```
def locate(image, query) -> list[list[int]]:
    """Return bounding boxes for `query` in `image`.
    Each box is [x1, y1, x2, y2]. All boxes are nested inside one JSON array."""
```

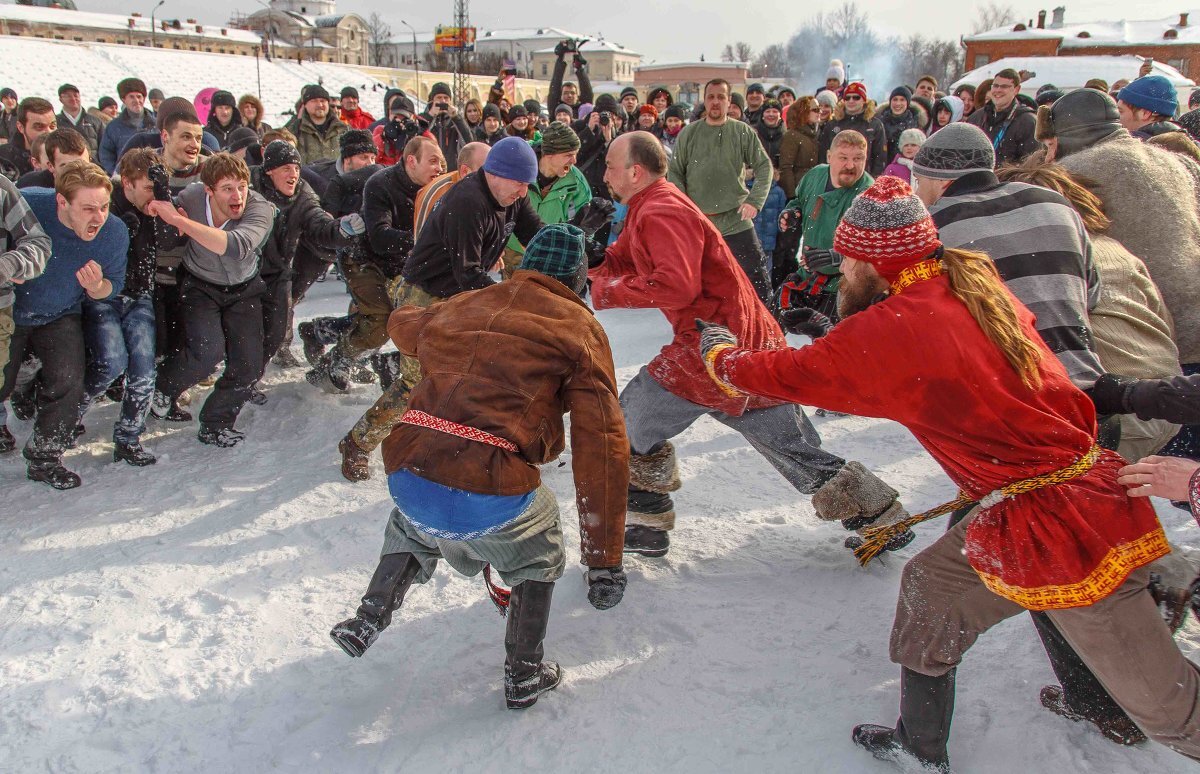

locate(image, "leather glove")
[[586, 566, 627, 610], [571, 198, 616, 237], [554, 40, 571, 57], [148, 163, 171, 202], [1086, 373, 1136, 416], [801, 247, 841, 274], [696, 319, 736, 362], [339, 213, 366, 237], [780, 307, 834, 338], [779, 209, 800, 232], [585, 237, 608, 268]]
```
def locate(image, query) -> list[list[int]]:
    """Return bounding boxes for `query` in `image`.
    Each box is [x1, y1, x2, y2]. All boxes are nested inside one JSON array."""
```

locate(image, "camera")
[[599, 111, 611, 127]]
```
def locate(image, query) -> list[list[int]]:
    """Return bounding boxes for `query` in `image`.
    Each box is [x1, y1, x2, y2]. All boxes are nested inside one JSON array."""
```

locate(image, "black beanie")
[[429, 82, 452, 99], [340, 86, 359, 100], [664, 103, 688, 121], [523, 98, 543, 116], [301, 84, 330, 103], [890, 86, 913, 102], [482, 103, 502, 121], [593, 94, 619, 114], [210, 90, 236, 109], [620, 86, 639, 100], [227, 127, 260, 154], [263, 139, 302, 172], [339, 128, 375, 159]]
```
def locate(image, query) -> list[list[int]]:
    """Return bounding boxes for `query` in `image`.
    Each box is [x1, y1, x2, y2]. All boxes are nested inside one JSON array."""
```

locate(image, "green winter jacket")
[[506, 165, 592, 255], [784, 165, 873, 273], [294, 113, 349, 165]]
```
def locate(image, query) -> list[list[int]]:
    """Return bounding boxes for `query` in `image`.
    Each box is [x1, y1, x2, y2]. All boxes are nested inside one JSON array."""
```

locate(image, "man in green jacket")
[[501, 122, 594, 278], [290, 85, 349, 165], [667, 78, 774, 305], [776, 129, 873, 324]]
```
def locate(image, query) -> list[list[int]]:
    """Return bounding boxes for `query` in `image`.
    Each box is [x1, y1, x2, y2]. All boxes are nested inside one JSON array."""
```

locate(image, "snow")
[[966, 11, 1200, 47], [0, 3, 261, 44], [1, 279, 1198, 773], [951, 55, 1196, 101]]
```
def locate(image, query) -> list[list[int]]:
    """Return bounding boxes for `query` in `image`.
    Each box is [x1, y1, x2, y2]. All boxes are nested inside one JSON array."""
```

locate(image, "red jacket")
[[589, 178, 785, 415], [711, 275, 1168, 610], [340, 107, 375, 130]]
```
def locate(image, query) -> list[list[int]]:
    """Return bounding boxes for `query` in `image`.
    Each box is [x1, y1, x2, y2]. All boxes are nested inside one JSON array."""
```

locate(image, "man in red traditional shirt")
[[699, 177, 1196, 768], [590, 132, 909, 558]]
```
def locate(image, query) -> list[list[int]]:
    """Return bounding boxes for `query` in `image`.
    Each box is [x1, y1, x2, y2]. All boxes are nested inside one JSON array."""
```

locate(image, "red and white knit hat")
[[832, 176, 942, 281]]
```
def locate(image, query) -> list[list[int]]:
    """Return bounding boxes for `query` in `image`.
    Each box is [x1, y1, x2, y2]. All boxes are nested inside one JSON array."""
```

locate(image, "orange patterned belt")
[[399, 410, 519, 452]]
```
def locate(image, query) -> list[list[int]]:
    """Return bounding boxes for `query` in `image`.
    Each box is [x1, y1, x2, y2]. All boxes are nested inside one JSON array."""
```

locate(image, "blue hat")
[[483, 136, 538, 184], [1117, 75, 1178, 117]]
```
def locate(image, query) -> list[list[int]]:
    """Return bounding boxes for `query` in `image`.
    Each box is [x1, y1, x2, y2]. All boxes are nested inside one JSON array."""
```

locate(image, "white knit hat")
[[898, 128, 926, 148], [826, 59, 845, 83]]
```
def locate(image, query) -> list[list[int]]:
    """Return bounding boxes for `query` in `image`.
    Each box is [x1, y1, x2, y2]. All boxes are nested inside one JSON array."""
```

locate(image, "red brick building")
[[964, 8, 1200, 77]]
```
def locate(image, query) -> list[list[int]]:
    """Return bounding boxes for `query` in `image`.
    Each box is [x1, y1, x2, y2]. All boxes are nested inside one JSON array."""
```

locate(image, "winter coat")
[[882, 154, 914, 184], [109, 181, 184, 299], [710, 272, 1166, 610], [572, 121, 615, 197], [205, 111, 244, 149], [238, 95, 270, 138], [928, 96, 965, 136], [57, 109, 104, 161], [320, 163, 382, 218], [784, 164, 873, 254], [294, 112, 348, 165], [339, 107, 376, 130], [358, 162, 421, 277], [878, 107, 920, 162], [589, 177, 786, 415], [817, 105, 888, 177], [1058, 130, 1200, 363], [382, 270, 629, 568], [250, 166, 349, 279], [0, 110, 16, 144], [778, 121, 819, 197], [402, 171, 542, 297], [1132, 120, 1185, 140], [99, 108, 156, 173], [966, 100, 1039, 167], [753, 181, 788, 252], [422, 111, 474, 169], [548, 55, 595, 119], [1178, 107, 1200, 142], [506, 165, 592, 256], [0, 133, 33, 182], [755, 121, 785, 169], [474, 125, 506, 146]]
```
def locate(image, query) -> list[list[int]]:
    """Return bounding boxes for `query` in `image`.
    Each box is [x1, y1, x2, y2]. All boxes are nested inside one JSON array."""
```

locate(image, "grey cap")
[[1048, 88, 1122, 159], [912, 123, 995, 180]]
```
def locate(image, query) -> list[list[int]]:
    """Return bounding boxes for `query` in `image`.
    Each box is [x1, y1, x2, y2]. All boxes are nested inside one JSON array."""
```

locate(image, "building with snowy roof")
[[529, 38, 641, 84], [964, 8, 1200, 78], [951, 55, 1196, 106], [239, 0, 369, 66]]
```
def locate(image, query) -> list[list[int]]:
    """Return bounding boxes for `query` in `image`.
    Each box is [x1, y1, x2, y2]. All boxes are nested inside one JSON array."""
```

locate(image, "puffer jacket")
[[250, 166, 349, 278], [505, 165, 592, 256]]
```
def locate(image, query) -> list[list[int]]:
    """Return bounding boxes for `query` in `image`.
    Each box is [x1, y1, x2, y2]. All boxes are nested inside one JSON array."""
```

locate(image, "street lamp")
[[400, 20, 420, 101], [150, 0, 165, 49]]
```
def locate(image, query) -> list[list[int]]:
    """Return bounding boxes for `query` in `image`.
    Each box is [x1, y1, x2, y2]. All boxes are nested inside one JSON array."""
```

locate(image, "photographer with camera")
[[374, 94, 427, 167], [573, 94, 625, 201], [548, 39, 594, 120], [420, 82, 473, 170]]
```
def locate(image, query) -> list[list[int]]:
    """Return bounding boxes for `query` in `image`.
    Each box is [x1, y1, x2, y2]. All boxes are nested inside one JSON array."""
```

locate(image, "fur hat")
[[155, 96, 200, 131], [1084, 78, 1109, 93], [117, 78, 147, 100], [210, 90, 236, 110], [263, 139, 302, 172], [833, 176, 942, 282], [340, 128, 375, 159]]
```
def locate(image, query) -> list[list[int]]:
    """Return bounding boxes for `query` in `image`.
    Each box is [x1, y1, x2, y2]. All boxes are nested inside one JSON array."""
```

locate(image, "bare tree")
[[366, 12, 392, 67], [972, 2, 1017, 33], [752, 44, 790, 78], [721, 41, 754, 63]]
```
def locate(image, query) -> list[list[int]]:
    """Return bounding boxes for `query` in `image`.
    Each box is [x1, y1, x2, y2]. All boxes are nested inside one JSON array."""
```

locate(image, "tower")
[[452, 0, 470, 104]]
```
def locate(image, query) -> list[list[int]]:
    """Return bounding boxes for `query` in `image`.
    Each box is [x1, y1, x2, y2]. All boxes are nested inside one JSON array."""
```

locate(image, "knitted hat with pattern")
[[912, 122, 995, 180], [519, 223, 587, 291], [833, 176, 942, 281]]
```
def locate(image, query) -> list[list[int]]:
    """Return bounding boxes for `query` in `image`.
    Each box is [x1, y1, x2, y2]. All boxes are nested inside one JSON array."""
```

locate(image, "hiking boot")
[[0, 426, 14, 453], [330, 553, 422, 657], [306, 357, 350, 394], [198, 426, 245, 448], [1039, 685, 1147, 746], [338, 432, 371, 482], [297, 321, 326, 366], [27, 459, 82, 490], [623, 525, 670, 557], [114, 441, 157, 467], [272, 347, 305, 369], [151, 391, 192, 422]]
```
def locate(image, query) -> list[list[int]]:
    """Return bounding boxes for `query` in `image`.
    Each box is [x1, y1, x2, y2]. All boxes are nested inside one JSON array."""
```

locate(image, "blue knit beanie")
[[483, 136, 538, 184], [1117, 75, 1178, 117]]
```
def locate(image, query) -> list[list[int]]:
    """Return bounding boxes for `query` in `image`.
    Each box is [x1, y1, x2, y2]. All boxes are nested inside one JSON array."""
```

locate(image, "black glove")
[[148, 163, 171, 202], [1086, 373, 1136, 416], [779, 209, 800, 232], [586, 566, 627, 610], [1149, 572, 1194, 632], [696, 319, 736, 362], [554, 40, 572, 57], [780, 307, 834, 338], [801, 247, 841, 274], [573, 53, 588, 70], [585, 237, 607, 268], [571, 198, 616, 237]]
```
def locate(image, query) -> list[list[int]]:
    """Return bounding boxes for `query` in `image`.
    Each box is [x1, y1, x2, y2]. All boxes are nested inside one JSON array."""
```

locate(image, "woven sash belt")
[[399, 409, 519, 453]]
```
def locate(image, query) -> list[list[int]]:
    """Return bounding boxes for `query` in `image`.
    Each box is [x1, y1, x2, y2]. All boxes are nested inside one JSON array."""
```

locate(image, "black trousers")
[[156, 273, 265, 430], [260, 272, 292, 373], [291, 247, 332, 304], [0, 314, 85, 461], [154, 282, 186, 360], [771, 227, 802, 290], [722, 228, 773, 307]]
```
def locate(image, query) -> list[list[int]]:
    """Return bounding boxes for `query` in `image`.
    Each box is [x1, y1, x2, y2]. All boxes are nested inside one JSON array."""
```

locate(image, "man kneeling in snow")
[[330, 224, 629, 710]]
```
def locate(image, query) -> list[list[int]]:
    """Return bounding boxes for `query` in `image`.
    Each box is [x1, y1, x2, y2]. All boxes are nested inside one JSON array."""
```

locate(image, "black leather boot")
[[852, 667, 954, 772], [623, 489, 673, 557], [330, 552, 422, 658], [504, 579, 561, 709]]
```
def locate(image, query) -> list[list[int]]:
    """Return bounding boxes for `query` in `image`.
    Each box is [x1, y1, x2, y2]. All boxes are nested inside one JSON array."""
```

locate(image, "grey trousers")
[[620, 367, 845, 496], [891, 509, 1200, 761], [381, 485, 566, 587], [1116, 414, 1180, 462]]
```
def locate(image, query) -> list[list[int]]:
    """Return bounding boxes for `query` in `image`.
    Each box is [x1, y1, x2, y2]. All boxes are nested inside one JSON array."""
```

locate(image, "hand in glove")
[[554, 40, 572, 57], [1086, 373, 1136, 416], [571, 198, 616, 237], [585, 237, 608, 268], [778, 209, 800, 233], [586, 566, 627, 610], [573, 53, 588, 70], [801, 247, 841, 274], [779, 307, 834, 338], [339, 213, 366, 237], [148, 163, 171, 202], [696, 319, 737, 362]]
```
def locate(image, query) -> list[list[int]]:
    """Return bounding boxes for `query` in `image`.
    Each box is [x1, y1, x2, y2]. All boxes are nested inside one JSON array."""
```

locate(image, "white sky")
[[77, 1, 1200, 63]]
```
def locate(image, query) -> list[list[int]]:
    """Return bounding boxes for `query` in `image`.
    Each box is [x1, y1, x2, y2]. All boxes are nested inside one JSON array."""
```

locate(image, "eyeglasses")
[[844, 95, 863, 102]]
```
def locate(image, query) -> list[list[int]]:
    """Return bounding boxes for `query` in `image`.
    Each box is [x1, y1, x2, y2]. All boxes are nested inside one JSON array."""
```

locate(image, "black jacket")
[[251, 166, 349, 278], [878, 107, 920, 161], [755, 121, 784, 169], [966, 100, 1039, 166], [0, 133, 33, 182], [110, 183, 183, 299], [16, 169, 53, 190], [421, 111, 473, 170], [360, 163, 422, 277], [572, 121, 619, 197], [1133, 120, 1185, 140], [206, 113, 244, 149], [548, 53, 594, 119], [58, 109, 105, 160], [322, 163, 381, 218], [1126, 374, 1200, 425], [817, 112, 889, 177], [402, 171, 541, 297], [474, 126, 506, 146]]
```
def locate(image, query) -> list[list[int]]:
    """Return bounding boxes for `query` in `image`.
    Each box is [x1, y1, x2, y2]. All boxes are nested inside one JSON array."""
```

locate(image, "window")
[[973, 53, 990, 68], [542, 62, 548, 76], [517, 50, 522, 61]]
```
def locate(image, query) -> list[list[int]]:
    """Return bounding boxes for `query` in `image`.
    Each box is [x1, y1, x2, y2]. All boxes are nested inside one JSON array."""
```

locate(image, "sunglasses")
[[844, 95, 864, 102]]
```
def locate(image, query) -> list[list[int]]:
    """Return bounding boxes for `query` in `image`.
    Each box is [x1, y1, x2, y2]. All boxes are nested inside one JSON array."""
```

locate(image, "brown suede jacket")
[[382, 270, 629, 568]]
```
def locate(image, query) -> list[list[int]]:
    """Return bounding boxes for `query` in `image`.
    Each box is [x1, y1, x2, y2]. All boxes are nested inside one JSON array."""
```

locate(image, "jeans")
[[80, 295, 156, 445]]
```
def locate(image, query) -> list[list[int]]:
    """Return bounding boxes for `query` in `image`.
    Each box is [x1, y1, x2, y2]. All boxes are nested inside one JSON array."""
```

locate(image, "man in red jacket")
[[700, 177, 1195, 769], [590, 132, 909, 557]]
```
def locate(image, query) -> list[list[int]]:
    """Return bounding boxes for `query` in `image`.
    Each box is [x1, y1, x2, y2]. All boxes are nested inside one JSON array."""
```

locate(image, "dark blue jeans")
[[80, 295, 156, 445]]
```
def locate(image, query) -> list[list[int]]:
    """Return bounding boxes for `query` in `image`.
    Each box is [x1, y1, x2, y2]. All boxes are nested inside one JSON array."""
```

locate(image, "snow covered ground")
[[1, 279, 1197, 773]]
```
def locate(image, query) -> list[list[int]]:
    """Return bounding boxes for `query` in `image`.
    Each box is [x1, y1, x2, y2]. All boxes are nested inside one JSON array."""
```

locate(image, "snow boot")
[[0, 425, 14, 453], [852, 667, 954, 772], [114, 441, 157, 467], [306, 355, 351, 394], [26, 458, 82, 490], [504, 579, 561, 709], [10, 382, 36, 421], [330, 552, 422, 658], [297, 321, 326, 366], [338, 432, 371, 482], [370, 352, 403, 392], [624, 523, 670, 557], [66, 423, 85, 449], [625, 442, 681, 555], [198, 426, 245, 448], [150, 391, 192, 422], [350, 359, 378, 385]]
